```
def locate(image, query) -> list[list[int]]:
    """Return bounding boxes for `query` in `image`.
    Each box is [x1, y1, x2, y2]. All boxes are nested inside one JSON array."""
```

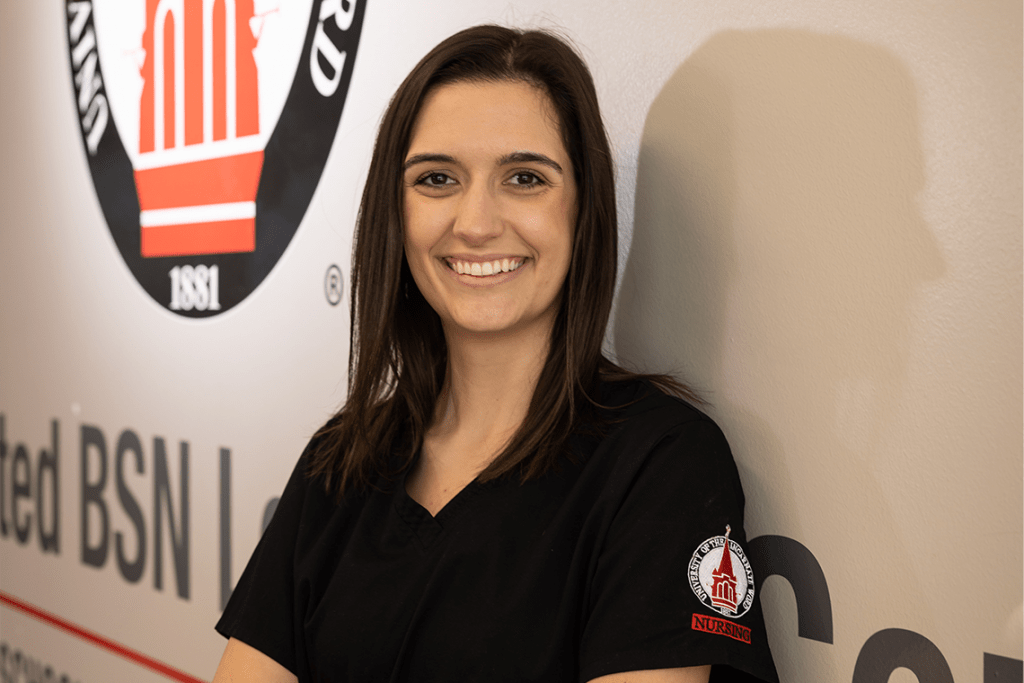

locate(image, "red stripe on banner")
[[141, 218, 255, 257], [134, 151, 264, 211], [0, 590, 208, 683]]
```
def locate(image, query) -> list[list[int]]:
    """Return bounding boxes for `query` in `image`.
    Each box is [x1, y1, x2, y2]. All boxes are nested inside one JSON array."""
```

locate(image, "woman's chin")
[[441, 312, 535, 339], [437, 299, 558, 341], [445, 319, 521, 338]]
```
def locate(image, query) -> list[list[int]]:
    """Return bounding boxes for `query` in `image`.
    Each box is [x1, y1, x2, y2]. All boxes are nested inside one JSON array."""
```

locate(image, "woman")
[[214, 25, 778, 683]]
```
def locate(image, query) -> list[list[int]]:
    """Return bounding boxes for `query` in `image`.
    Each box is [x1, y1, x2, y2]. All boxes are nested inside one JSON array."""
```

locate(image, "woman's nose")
[[451, 182, 503, 245]]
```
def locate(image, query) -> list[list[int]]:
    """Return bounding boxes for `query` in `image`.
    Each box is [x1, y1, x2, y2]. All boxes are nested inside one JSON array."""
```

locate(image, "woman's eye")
[[417, 172, 454, 187], [509, 172, 543, 187]]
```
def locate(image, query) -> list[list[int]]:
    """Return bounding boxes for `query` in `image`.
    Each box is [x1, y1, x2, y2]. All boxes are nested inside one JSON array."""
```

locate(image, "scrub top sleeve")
[[579, 417, 779, 683], [215, 451, 311, 676]]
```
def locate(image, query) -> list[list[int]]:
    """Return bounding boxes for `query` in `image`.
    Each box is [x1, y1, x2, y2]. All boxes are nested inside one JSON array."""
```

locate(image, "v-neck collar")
[[391, 466, 490, 549]]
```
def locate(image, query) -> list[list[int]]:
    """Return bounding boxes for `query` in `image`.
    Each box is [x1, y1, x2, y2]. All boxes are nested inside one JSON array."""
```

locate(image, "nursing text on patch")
[[691, 613, 752, 644]]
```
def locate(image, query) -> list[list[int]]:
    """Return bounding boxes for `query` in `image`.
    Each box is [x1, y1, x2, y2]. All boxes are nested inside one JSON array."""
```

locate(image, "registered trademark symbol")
[[325, 264, 343, 306]]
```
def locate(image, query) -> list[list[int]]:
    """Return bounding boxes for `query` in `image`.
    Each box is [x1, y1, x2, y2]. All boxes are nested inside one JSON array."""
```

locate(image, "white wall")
[[0, 0, 1019, 681]]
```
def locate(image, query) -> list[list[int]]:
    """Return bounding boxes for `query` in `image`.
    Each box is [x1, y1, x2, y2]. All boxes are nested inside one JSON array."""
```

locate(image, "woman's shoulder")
[[582, 376, 736, 487], [596, 376, 713, 432]]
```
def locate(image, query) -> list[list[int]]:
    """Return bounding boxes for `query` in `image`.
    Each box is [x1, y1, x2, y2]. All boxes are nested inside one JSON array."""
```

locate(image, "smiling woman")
[[212, 25, 779, 683]]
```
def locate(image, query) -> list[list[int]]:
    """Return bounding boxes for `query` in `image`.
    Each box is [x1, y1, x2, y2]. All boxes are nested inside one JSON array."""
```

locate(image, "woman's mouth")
[[445, 257, 525, 277]]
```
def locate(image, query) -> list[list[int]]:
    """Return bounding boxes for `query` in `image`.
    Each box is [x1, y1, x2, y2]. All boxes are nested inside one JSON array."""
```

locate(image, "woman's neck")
[[405, 319, 552, 515], [433, 322, 549, 450]]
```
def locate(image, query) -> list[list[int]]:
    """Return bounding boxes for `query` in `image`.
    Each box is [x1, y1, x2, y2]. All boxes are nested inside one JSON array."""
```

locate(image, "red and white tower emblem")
[[136, 0, 263, 257], [709, 525, 739, 611], [69, 0, 364, 315], [688, 525, 756, 618]]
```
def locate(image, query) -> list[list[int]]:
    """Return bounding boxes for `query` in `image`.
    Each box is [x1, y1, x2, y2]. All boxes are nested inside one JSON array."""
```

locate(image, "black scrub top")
[[216, 380, 779, 682]]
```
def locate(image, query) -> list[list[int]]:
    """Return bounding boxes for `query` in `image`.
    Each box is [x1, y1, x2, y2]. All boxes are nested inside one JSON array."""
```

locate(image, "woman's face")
[[402, 80, 576, 342]]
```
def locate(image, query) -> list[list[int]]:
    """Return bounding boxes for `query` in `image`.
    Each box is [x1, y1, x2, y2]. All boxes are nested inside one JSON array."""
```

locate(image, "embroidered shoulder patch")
[[688, 525, 755, 618]]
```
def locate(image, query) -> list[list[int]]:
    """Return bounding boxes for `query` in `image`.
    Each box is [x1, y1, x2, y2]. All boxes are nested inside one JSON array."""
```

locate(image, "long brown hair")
[[310, 25, 695, 494]]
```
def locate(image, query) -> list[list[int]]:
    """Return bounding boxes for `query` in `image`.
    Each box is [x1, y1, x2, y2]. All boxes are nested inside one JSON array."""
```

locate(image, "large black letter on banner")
[[746, 535, 833, 643], [37, 420, 60, 554], [852, 629, 954, 683], [0, 414, 8, 538], [220, 447, 231, 611], [985, 653, 1023, 683], [115, 430, 146, 583], [80, 425, 109, 567], [153, 437, 189, 599], [11, 445, 31, 545]]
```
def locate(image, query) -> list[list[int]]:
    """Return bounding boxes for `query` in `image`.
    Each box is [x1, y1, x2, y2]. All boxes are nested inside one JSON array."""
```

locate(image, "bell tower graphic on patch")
[[709, 525, 739, 612], [688, 524, 756, 618], [137, 0, 262, 258]]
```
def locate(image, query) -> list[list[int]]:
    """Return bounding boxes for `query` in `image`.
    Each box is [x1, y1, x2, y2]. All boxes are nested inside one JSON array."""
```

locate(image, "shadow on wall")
[[614, 29, 945, 680]]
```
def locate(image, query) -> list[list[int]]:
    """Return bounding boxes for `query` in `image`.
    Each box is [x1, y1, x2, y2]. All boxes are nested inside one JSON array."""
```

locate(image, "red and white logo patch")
[[688, 525, 755, 619]]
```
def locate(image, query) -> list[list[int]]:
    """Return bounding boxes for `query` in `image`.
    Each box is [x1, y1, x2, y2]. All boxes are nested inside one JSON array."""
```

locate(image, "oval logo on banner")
[[64, 0, 364, 317]]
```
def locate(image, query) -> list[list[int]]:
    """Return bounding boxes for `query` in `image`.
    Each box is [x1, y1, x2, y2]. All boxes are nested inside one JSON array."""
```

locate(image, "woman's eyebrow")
[[403, 151, 564, 174], [499, 151, 563, 174], [403, 153, 457, 170]]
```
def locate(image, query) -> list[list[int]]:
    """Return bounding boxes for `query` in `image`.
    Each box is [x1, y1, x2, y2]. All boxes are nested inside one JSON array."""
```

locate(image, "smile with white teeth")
[[447, 258, 525, 277]]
